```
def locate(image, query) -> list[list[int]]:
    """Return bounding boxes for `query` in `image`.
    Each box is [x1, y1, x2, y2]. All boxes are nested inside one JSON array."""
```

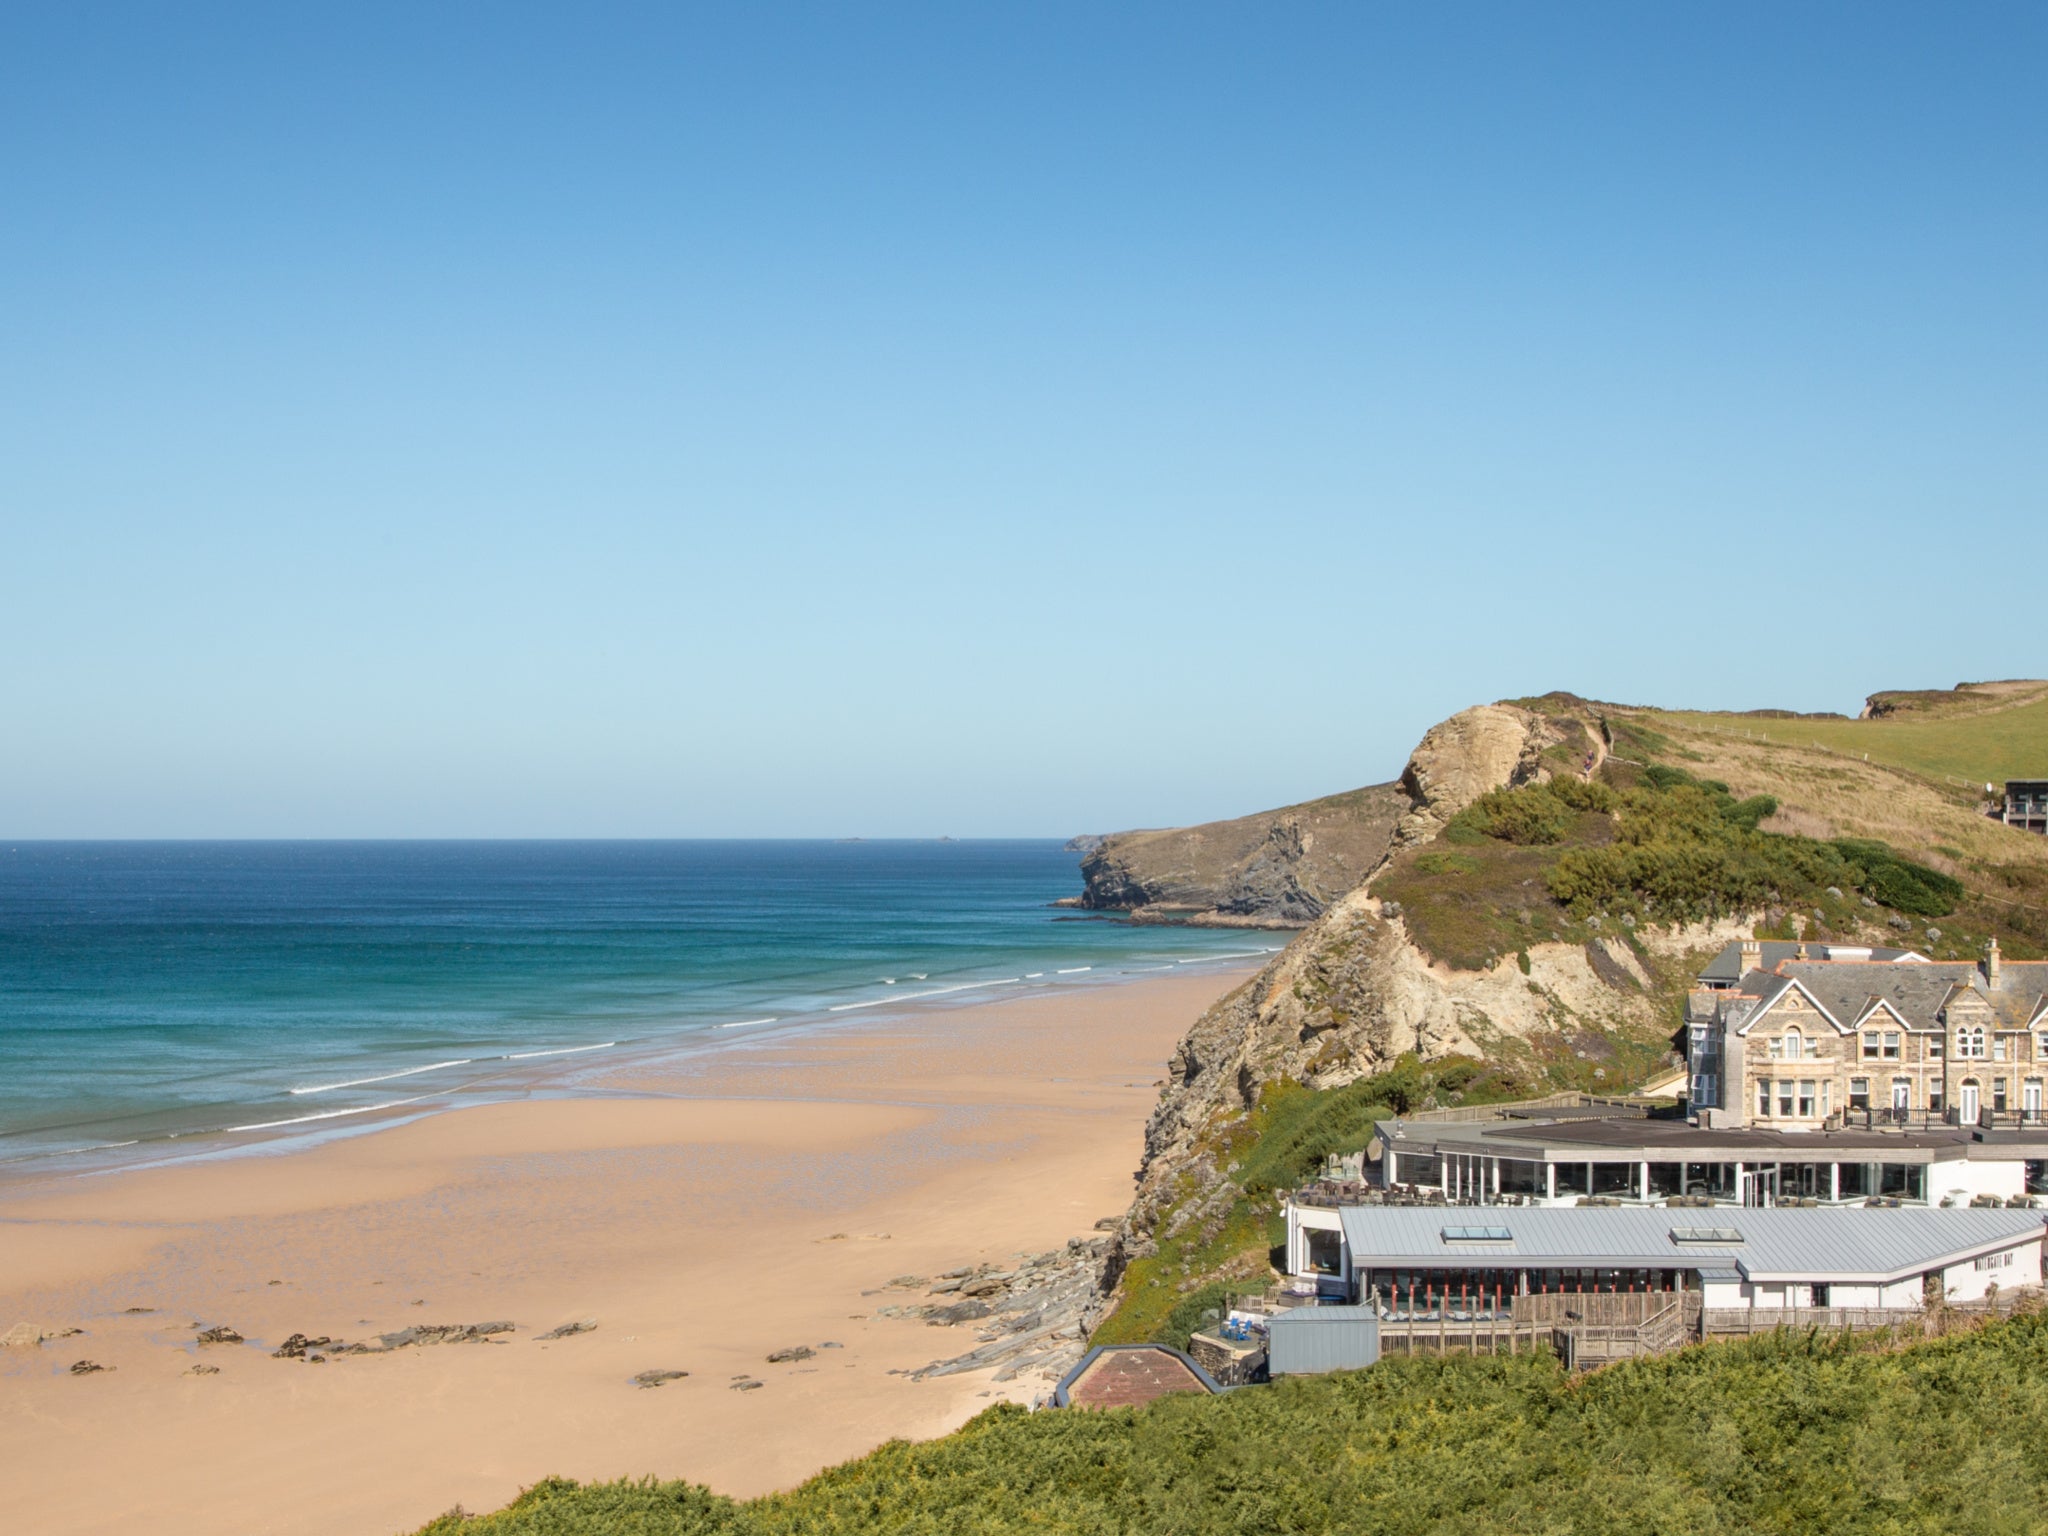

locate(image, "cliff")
[[1090, 683, 2048, 1338], [1070, 703, 1576, 926]]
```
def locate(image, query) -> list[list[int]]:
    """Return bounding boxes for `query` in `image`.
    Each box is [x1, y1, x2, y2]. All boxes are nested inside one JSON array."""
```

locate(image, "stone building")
[[1688, 939, 2048, 1130]]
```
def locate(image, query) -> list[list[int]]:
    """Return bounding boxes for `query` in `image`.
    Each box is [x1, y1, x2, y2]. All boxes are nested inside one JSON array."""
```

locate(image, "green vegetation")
[[1380, 760, 1959, 972], [1546, 768, 1961, 923], [415, 1313, 2048, 1535], [1091, 1058, 1519, 1349], [1648, 687, 2048, 787]]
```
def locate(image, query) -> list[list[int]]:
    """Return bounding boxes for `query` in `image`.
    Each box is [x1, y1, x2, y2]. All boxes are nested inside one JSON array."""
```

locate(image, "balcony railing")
[[1828, 1107, 2048, 1132]]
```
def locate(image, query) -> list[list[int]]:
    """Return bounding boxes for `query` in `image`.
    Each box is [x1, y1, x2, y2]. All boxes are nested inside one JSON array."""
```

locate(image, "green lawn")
[[1647, 695, 2048, 789]]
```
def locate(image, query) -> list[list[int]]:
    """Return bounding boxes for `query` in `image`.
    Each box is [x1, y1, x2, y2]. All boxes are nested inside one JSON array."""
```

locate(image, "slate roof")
[[1334, 1205, 2045, 1283], [1733, 961, 2048, 1033], [1699, 942, 1920, 986]]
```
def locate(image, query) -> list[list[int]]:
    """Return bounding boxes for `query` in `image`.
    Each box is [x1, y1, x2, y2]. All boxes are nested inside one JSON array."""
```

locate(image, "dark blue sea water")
[[0, 842, 1281, 1169]]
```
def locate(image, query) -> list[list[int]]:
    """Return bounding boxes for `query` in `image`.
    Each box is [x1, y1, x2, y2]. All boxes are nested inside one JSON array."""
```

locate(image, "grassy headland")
[[1648, 681, 2048, 787]]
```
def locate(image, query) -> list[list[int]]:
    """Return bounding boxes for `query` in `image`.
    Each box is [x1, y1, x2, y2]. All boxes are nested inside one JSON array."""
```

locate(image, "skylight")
[[1669, 1226, 1744, 1244], [1441, 1225, 1513, 1242]]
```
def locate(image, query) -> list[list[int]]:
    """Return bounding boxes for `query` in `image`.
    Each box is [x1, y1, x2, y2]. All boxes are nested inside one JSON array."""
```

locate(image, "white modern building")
[[1285, 1204, 2046, 1313]]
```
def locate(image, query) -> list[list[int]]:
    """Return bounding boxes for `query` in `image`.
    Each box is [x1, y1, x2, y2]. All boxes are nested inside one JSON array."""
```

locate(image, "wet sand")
[[0, 965, 1251, 1536]]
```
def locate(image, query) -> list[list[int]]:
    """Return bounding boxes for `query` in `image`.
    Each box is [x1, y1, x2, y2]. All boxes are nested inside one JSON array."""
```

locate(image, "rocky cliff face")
[[1115, 896, 1728, 1255], [1072, 787, 1405, 926], [1071, 705, 1565, 926], [1092, 697, 1705, 1294]]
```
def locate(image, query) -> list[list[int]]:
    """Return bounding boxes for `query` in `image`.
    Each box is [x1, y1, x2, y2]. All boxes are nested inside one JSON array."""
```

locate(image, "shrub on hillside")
[[421, 1316, 2048, 1535], [1833, 837, 1964, 917]]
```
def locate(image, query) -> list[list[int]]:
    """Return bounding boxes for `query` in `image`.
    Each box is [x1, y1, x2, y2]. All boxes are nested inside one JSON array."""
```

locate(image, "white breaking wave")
[[1175, 950, 1279, 964], [506, 1042, 617, 1060], [291, 1059, 473, 1096], [227, 1095, 433, 1134], [716, 1018, 778, 1030], [828, 978, 1022, 1012], [1056, 966, 1092, 974]]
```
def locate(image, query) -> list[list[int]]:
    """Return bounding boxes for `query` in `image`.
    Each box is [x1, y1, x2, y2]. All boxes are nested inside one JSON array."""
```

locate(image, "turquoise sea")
[[0, 841, 1281, 1170]]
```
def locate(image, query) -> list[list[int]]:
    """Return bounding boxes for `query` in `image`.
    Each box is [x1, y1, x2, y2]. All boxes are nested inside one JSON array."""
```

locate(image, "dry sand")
[[0, 965, 1251, 1536]]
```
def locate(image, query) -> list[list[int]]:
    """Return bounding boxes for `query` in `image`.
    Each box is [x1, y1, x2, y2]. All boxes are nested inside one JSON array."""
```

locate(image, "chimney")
[[1987, 937, 2002, 990], [1739, 939, 1762, 974], [1797, 942, 1812, 962]]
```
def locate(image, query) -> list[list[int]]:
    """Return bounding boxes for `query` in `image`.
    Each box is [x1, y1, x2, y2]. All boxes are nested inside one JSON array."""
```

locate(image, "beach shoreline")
[[0, 962, 1256, 1536]]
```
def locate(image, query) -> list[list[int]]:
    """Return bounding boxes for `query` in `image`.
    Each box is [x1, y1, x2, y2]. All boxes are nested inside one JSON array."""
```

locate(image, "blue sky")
[[3, 4, 2043, 837]]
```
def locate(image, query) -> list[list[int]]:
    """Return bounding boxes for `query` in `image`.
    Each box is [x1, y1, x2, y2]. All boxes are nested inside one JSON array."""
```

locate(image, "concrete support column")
[[1734, 1162, 1745, 1207], [1641, 1161, 1651, 1202], [1830, 1164, 1840, 1202], [1546, 1163, 1556, 1201]]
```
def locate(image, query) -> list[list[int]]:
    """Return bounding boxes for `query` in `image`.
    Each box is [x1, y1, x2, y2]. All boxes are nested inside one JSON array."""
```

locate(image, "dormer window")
[[1958, 1026, 1987, 1060]]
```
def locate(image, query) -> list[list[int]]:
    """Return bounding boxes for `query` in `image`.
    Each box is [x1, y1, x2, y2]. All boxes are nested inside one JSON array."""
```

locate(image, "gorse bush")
[[1834, 837, 1965, 917], [1457, 776, 1615, 845], [419, 1315, 2048, 1535], [1444, 766, 1953, 924]]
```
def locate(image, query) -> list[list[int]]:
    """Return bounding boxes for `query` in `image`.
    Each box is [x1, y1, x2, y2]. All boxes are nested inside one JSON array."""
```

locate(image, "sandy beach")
[[0, 964, 1253, 1536]]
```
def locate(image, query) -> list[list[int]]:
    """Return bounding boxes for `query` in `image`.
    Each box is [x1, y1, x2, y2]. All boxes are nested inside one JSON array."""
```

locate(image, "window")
[[1995, 1080, 2009, 1113], [2026, 1080, 2042, 1118], [1757, 1079, 1772, 1117], [1798, 1080, 1816, 1117], [1821, 1080, 1831, 1116], [1779, 1081, 1797, 1117], [1928, 1035, 1944, 1060], [1849, 1077, 1870, 1111], [1883, 1032, 1901, 1060], [1995, 1035, 2009, 1061], [1862, 1032, 1881, 1060], [1959, 1027, 1987, 1060], [1768, 1037, 1782, 1060], [1669, 1226, 1744, 1244], [1892, 1078, 1912, 1111], [1440, 1226, 1513, 1242], [1784, 1028, 1804, 1060], [1930, 1081, 1945, 1114], [2037, 1032, 2048, 1060]]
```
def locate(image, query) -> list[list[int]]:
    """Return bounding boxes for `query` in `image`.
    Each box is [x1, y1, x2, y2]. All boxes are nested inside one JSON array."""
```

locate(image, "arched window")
[[1958, 1026, 1987, 1060], [1783, 1027, 1805, 1061]]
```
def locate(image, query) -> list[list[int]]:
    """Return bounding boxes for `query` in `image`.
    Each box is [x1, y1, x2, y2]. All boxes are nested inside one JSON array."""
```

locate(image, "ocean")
[[0, 841, 1281, 1171]]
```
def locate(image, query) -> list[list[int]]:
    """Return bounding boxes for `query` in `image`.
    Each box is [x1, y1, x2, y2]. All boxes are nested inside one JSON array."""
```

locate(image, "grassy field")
[[413, 1312, 2048, 1535], [1645, 690, 2048, 789]]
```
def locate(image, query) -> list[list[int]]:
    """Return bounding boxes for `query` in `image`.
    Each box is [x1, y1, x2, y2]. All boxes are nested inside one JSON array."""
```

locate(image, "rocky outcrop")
[[1104, 891, 1736, 1286], [1070, 705, 1570, 927], [888, 1239, 1109, 1387], [1392, 704, 1559, 848]]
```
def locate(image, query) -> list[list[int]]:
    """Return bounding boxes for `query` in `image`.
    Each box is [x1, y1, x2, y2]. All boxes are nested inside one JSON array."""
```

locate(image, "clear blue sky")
[[3, 4, 2043, 837]]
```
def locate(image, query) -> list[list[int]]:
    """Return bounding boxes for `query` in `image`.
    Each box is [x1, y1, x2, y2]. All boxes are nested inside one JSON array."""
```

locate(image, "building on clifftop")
[[1686, 938, 2048, 1132]]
